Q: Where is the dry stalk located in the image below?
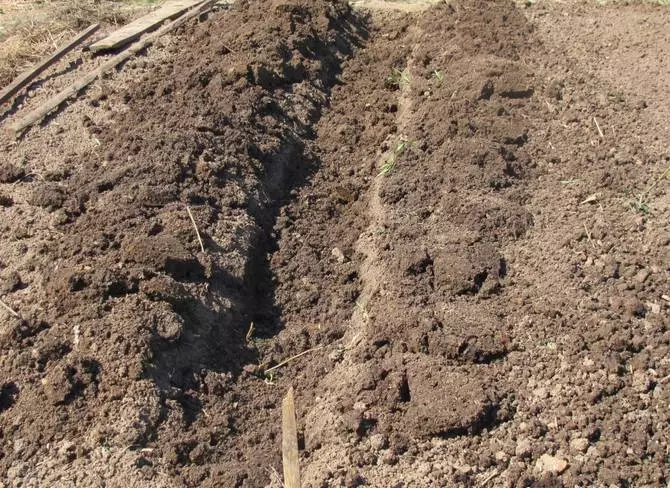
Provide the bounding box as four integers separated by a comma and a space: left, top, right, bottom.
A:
593, 117, 604, 139
265, 346, 324, 374
186, 205, 205, 253
0, 298, 21, 318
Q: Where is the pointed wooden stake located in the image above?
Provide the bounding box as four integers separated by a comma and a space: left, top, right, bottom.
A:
282, 387, 301, 488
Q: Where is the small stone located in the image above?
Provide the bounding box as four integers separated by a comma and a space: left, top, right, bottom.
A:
331, 247, 346, 264
633, 269, 650, 284
535, 453, 568, 475
515, 438, 532, 458
648, 302, 661, 314
586, 445, 601, 458
570, 437, 589, 453
13, 438, 25, 454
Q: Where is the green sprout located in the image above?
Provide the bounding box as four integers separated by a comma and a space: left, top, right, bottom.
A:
378, 139, 414, 177
629, 165, 670, 214
378, 159, 396, 177
432, 69, 444, 85
386, 68, 411, 89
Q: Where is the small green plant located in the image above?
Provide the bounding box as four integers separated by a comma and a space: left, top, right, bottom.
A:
630, 199, 649, 214
386, 67, 411, 89
395, 139, 413, 154
378, 159, 396, 177
432, 69, 444, 85
629, 165, 670, 214
378, 139, 414, 177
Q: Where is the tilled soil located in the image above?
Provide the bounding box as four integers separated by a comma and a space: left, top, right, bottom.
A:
0, 0, 669, 486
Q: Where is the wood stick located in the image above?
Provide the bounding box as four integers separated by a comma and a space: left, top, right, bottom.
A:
0, 298, 21, 318
0, 24, 100, 107
186, 205, 205, 253
90, 0, 201, 53
265, 346, 323, 374
282, 387, 301, 488
593, 117, 604, 139
6, 0, 215, 136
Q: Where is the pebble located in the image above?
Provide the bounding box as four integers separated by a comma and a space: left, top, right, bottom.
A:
535, 453, 569, 475
570, 437, 589, 453
634, 269, 650, 284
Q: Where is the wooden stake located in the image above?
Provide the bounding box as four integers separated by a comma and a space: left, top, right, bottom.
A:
0, 24, 100, 107
6, 0, 216, 136
282, 387, 301, 488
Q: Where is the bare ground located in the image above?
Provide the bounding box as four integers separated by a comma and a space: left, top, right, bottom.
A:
0, 0, 669, 486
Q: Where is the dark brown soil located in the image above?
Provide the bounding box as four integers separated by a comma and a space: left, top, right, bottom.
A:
0, 0, 669, 486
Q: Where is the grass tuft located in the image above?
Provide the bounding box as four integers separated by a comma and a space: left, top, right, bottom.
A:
385, 67, 411, 90
378, 138, 414, 177
629, 165, 670, 214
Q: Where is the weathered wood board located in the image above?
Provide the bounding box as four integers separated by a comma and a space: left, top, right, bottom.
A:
89, 0, 201, 52
6, 0, 215, 136
0, 24, 99, 106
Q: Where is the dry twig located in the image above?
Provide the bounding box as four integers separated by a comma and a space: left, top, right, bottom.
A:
593, 117, 604, 139
265, 346, 323, 374
186, 205, 205, 253
0, 298, 21, 318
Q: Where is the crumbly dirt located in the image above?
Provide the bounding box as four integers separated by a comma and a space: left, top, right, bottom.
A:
0, 0, 669, 486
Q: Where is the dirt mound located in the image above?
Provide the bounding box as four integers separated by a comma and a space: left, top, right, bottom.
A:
1, 0, 669, 486
0, 0, 367, 485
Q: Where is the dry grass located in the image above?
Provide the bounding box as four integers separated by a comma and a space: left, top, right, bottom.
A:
0, 0, 158, 86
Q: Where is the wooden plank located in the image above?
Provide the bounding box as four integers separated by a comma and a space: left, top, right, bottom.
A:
282, 387, 301, 488
0, 24, 100, 106
89, 0, 202, 52
6, 0, 216, 137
